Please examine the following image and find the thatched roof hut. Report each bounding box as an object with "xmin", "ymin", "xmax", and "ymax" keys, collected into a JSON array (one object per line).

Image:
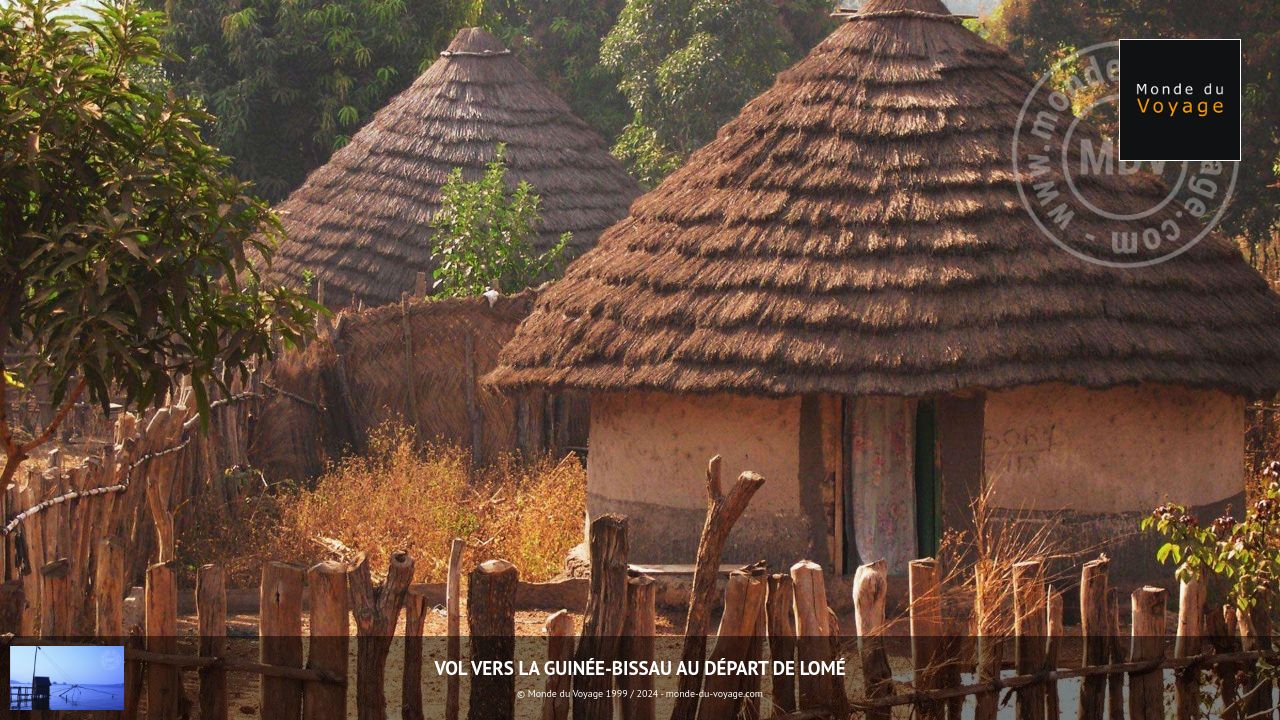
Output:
[
  {"xmin": 267, "ymin": 28, "xmax": 640, "ymax": 308},
  {"xmin": 491, "ymin": 0, "xmax": 1280, "ymax": 578}
]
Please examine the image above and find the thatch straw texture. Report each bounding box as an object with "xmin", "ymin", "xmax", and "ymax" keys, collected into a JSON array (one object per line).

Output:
[
  {"xmin": 250, "ymin": 292, "xmax": 587, "ymax": 483},
  {"xmin": 266, "ymin": 28, "xmax": 640, "ymax": 309},
  {"xmin": 491, "ymin": 0, "xmax": 1280, "ymax": 398}
]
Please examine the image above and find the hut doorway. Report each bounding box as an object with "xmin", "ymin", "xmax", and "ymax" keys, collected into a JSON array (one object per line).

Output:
[{"xmin": 841, "ymin": 394, "xmax": 984, "ymax": 574}]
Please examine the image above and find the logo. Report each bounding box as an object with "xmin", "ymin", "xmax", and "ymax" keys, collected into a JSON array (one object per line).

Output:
[{"xmin": 1012, "ymin": 41, "xmax": 1237, "ymax": 268}]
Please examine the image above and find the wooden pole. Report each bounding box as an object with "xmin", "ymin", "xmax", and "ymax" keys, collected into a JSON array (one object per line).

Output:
[
  {"xmin": 40, "ymin": 558, "xmax": 70, "ymax": 637},
  {"xmin": 446, "ymin": 538, "xmax": 464, "ymax": 720},
  {"xmin": 304, "ymin": 561, "xmax": 349, "ymax": 720},
  {"xmin": 671, "ymin": 457, "xmax": 765, "ymax": 720},
  {"xmin": 1046, "ymin": 588, "xmax": 1063, "ymax": 720},
  {"xmin": 1013, "ymin": 560, "xmax": 1046, "ymax": 720},
  {"xmin": 698, "ymin": 563, "xmax": 768, "ymax": 720},
  {"xmin": 350, "ymin": 551, "xmax": 415, "ymax": 720},
  {"xmin": 910, "ymin": 558, "xmax": 943, "ymax": 720},
  {"xmin": 1174, "ymin": 572, "xmax": 1206, "ymax": 720},
  {"xmin": 543, "ymin": 610, "xmax": 576, "ymax": 720},
  {"xmin": 145, "ymin": 561, "xmax": 180, "ymax": 719},
  {"xmin": 974, "ymin": 562, "xmax": 1003, "ymax": 720},
  {"xmin": 791, "ymin": 560, "xmax": 841, "ymax": 715},
  {"xmin": 1078, "ymin": 556, "xmax": 1109, "ymax": 720},
  {"xmin": 468, "ymin": 559, "xmax": 518, "ymax": 720},
  {"xmin": 1237, "ymin": 606, "xmax": 1274, "ymax": 720},
  {"xmin": 1128, "ymin": 586, "xmax": 1167, "ymax": 720},
  {"xmin": 1106, "ymin": 588, "xmax": 1125, "ymax": 720},
  {"xmin": 621, "ymin": 573, "xmax": 657, "ymax": 720},
  {"xmin": 261, "ymin": 561, "xmax": 305, "ymax": 720},
  {"xmin": 197, "ymin": 564, "xmax": 228, "ymax": 720},
  {"xmin": 852, "ymin": 560, "xmax": 891, "ymax": 720},
  {"xmin": 95, "ymin": 537, "xmax": 124, "ymax": 638},
  {"xmin": 1208, "ymin": 605, "xmax": 1242, "ymax": 720},
  {"xmin": 767, "ymin": 573, "xmax": 798, "ymax": 716},
  {"xmin": 575, "ymin": 514, "xmax": 629, "ymax": 720},
  {"xmin": 402, "ymin": 588, "xmax": 428, "ymax": 720}
]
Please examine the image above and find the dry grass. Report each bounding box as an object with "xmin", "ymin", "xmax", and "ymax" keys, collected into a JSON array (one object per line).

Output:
[{"xmin": 266, "ymin": 424, "xmax": 586, "ymax": 583}]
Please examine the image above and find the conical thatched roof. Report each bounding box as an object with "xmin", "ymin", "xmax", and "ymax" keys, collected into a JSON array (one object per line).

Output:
[
  {"xmin": 491, "ymin": 0, "xmax": 1280, "ymax": 397},
  {"xmin": 267, "ymin": 28, "xmax": 641, "ymax": 308}
]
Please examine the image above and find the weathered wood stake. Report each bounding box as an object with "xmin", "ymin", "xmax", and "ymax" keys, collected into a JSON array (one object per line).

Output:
[
  {"xmin": 197, "ymin": 564, "xmax": 228, "ymax": 720},
  {"xmin": 402, "ymin": 589, "xmax": 428, "ymax": 720},
  {"xmin": 350, "ymin": 551, "xmax": 415, "ymax": 720},
  {"xmin": 621, "ymin": 573, "xmax": 657, "ymax": 720},
  {"xmin": 1106, "ymin": 588, "xmax": 1125, "ymax": 720},
  {"xmin": 1046, "ymin": 588, "xmax": 1064, "ymax": 720},
  {"xmin": 853, "ymin": 559, "xmax": 891, "ymax": 720},
  {"xmin": 767, "ymin": 573, "xmax": 798, "ymax": 715},
  {"xmin": 698, "ymin": 563, "xmax": 768, "ymax": 720},
  {"xmin": 910, "ymin": 558, "xmax": 943, "ymax": 720},
  {"xmin": 468, "ymin": 559, "xmax": 518, "ymax": 720},
  {"xmin": 1175, "ymin": 572, "xmax": 1206, "ymax": 720},
  {"xmin": 792, "ymin": 560, "xmax": 844, "ymax": 716},
  {"xmin": 671, "ymin": 457, "xmax": 765, "ymax": 720},
  {"xmin": 261, "ymin": 561, "xmax": 305, "ymax": 720},
  {"xmin": 1013, "ymin": 560, "xmax": 1046, "ymax": 720},
  {"xmin": 145, "ymin": 562, "xmax": 180, "ymax": 719},
  {"xmin": 1128, "ymin": 586, "xmax": 1168, "ymax": 720},
  {"xmin": 304, "ymin": 561, "xmax": 349, "ymax": 720},
  {"xmin": 446, "ymin": 537, "xmax": 464, "ymax": 720},
  {"xmin": 95, "ymin": 537, "xmax": 124, "ymax": 638},
  {"xmin": 575, "ymin": 514, "xmax": 628, "ymax": 720},
  {"xmin": 1078, "ymin": 556, "xmax": 1109, "ymax": 720},
  {"xmin": 543, "ymin": 610, "xmax": 575, "ymax": 720}
]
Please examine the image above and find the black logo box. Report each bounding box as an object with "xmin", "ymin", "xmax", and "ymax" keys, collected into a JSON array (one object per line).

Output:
[{"xmin": 1118, "ymin": 38, "xmax": 1241, "ymax": 162}]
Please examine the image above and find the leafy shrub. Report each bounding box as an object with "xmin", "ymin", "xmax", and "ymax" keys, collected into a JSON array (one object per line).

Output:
[{"xmin": 430, "ymin": 144, "xmax": 570, "ymax": 297}]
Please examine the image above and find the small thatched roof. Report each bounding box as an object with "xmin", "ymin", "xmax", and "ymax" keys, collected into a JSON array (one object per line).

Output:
[
  {"xmin": 491, "ymin": 0, "xmax": 1280, "ymax": 398},
  {"xmin": 266, "ymin": 28, "xmax": 641, "ymax": 308}
]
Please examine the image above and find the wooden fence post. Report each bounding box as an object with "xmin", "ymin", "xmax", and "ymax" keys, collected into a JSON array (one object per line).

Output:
[
  {"xmin": 40, "ymin": 558, "xmax": 70, "ymax": 637},
  {"xmin": 671, "ymin": 458, "xmax": 765, "ymax": 720},
  {"xmin": 1237, "ymin": 606, "xmax": 1274, "ymax": 720},
  {"xmin": 792, "ymin": 560, "xmax": 844, "ymax": 716},
  {"xmin": 974, "ymin": 563, "xmax": 1003, "ymax": 720},
  {"xmin": 621, "ymin": 573, "xmax": 656, "ymax": 720},
  {"xmin": 145, "ymin": 561, "xmax": 180, "ymax": 719},
  {"xmin": 261, "ymin": 562, "xmax": 305, "ymax": 720},
  {"xmin": 910, "ymin": 558, "xmax": 943, "ymax": 720},
  {"xmin": 853, "ymin": 560, "xmax": 891, "ymax": 720},
  {"xmin": 197, "ymin": 564, "xmax": 228, "ymax": 720},
  {"xmin": 574, "ymin": 514, "xmax": 628, "ymax": 720},
  {"xmin": 1208, "ymin": 605, "xmax": 1242, "ymax": 720},
  {"xmin": 1046, "ymin": 588, "xmax": 1063, "ymax": 720},
  {"xmin": 402, "ymin": 588, "xmax": 428, "ymax": 720},
  {"xmin": 1012, "ymin": 560, "xmax": 1046, "ymax": 720},
  {"xmin": 1129, "ymin": 586, "xmax": 1167, "ymax": 720},
  {"xmin": 304, "ymin": 561, "xmax": 349, "ymax": 720},
  {"xmin": 698, "ymin": 564, "xmax": 768, "ymax": 720},
  {"xmin": 1175, "ymin": 572, "xmax": 1206, "ymax": 720},
  {"xmin": 543, "ymin": 610, "xmax": 575, "ymax": 720},
  {"xmin": 468, "ymin": 559, "xmax": 518, "ymax": 720},
  {"xmin": 767, "ymin": 573, "xmax": 798, "ymax": 716},
  {"xmin": 95, "ymin": 537, "xmax": 124, "ymax": 638},
  {"xmin": 1078, "ymin": 557, "xmax": 1109, "ymax": 720},
  {"xmin": 350, "ymin": 551, "xmax": 414, "ymax": 720},
  {"xmin": 446, "ymin": 538, "xmax": 464, "ymax": 720},
  {"xmin": 1106, "ymin": 588, "xmax": 1125, "ymax": 720}
]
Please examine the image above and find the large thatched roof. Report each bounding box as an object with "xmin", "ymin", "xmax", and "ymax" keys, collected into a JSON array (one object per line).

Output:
[
  {"xmin": 266, "ymin": 28, "xmax": 640, "ymax": 308},
  {"xmin": 491, "ymin": 0, "xmax": 1280, "ymax": 397}
]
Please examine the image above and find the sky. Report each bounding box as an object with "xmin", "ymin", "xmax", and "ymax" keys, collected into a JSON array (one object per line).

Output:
[{"xmin": 9, "ymin": 645, "xmax": 124, "ymax": 686}]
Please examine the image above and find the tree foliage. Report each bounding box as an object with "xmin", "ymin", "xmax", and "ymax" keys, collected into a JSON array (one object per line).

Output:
[
  {"xmin": 430, "ymin": 145, "xmax": 569, "ymax": 298},
  {"xmin": 0, "ymin": 0, "xmax": 316, "ymax": 481},
  {"xmin": 600, "ymin": 0, "xmax": 833, "ymax": 186},
  {"xmin": 151, "ymin": 0, "xmax": 481, "ymax": 200},
  {"xmin": 483, "ymin": 0, "xmax": 631, "ymax": 145},
  {"xmin": 985, "ymin": 0, "xmax": 1280, "ymax": 268}
]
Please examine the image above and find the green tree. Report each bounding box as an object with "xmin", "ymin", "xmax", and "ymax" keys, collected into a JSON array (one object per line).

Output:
[
  {"xmin": 150, "ymin": 0, "xmax": 481, "ymax": 200},
  {"xmin": 483, "ymin": 0, "xmax": 631, "ymax": 143},
  {"xmin": 430, "ymin": 145, "xmax": 569, "ymax": 297},
  {"xmin": 600, "ymin": 0, "xmax": 833, "ymax": 186},
  {"xmin": 0, "ymin": 0, "xmax": 316, "ymax": 490},
  {"xmin": 986, "ymin": 0, "xmax": 1280, "ymax": 269}
]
